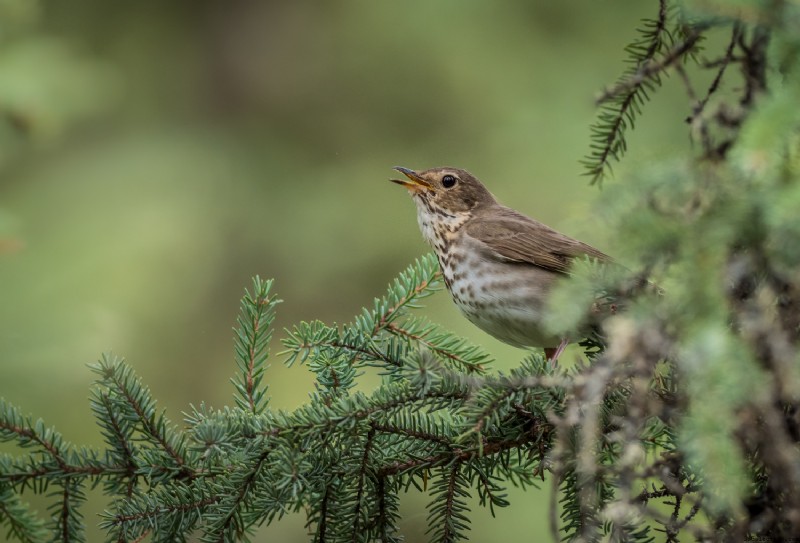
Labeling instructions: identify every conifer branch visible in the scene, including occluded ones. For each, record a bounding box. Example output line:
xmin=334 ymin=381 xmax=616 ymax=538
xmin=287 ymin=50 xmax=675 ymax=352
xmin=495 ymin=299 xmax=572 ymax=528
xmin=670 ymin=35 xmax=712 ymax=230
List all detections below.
xmin=427 ymin=461 xmax=468 ymax=543
xmin=377 ymin=434 xmax=542 ymax=478
xmin=207 ymin=447 xmax=272 ymax=541
xmin=233 ymin=277 xmax=279 ymax=415
xmin=91 ymin=391 xmax=138 ymax=497
xmin=385 ymin=320 xmax=491 ymax=374
xmin=583 ymin=0 xmax=674 ymax=184
xmin=471 ymin=466 xmax=509 ymax=515
xmin=596 ymin=25 xmax=704 ymax=105
xmin=0 ymin=399 xmax=71 ymax=470
xmin=583 ymin=0 xmax=710 ymax=185
xmin=55 ymin=479 xmax=80 ymax=543
xmin=367 ymin=255 xmax=443 ymax=336
xmin=371 ymin=423 xmax=451 ymax=446
xmin=350 ymin=425 xmax=376 ymax=541
xmin=375 ymin=476 xmax=394 ymax=543
xmin=90 ymin=355 xmax=192 ymax=478
xmin=0 ymin=483 xmax=48 ymax=543
xmin=316 ymin=485 xmax=330 ymax=543
xmin=104 ymin=490 xmax=219 ymax=535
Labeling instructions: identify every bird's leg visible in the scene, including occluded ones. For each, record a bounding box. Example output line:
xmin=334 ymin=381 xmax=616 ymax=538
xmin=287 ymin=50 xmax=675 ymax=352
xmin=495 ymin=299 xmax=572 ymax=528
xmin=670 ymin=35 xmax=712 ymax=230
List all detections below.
xmin=544 ymin=338 xmax=569 ymax=364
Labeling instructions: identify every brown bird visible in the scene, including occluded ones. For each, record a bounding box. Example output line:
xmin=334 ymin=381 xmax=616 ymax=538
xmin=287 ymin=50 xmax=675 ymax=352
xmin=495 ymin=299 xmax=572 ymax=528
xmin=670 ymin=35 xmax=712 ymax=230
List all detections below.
xmin=391 ymin=166 xmax=611 ymax=360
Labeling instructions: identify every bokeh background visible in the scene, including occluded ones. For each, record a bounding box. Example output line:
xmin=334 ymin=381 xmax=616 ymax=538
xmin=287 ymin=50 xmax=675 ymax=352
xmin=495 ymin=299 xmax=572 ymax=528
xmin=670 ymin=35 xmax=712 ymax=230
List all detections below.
xmin=0 ymin=0 xmax=691 ymax=540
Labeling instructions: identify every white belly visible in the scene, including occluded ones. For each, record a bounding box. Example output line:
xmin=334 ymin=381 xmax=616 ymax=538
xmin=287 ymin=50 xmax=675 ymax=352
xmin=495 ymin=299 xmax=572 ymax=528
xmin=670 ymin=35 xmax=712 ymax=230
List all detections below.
xmin=438 ymin=248 xmax=563 ymax=349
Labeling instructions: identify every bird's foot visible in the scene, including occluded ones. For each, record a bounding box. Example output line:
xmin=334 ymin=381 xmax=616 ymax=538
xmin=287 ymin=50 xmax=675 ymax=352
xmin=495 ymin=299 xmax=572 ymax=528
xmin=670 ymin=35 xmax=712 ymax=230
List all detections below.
xmin=544 ymin=338 xmax=569 ymax=366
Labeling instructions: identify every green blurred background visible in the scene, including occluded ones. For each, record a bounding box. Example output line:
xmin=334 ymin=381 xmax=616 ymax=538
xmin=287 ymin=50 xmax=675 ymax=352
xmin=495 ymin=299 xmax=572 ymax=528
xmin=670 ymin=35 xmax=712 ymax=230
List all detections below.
xmin=0 ymin=0 xmax=691 ymax=540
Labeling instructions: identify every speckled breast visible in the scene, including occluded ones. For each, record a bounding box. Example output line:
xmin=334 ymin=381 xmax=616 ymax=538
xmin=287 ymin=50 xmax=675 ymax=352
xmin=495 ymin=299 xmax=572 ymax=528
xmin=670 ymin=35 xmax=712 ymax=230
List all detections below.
xmin=436 ymin=235 xmax=563 ymax=349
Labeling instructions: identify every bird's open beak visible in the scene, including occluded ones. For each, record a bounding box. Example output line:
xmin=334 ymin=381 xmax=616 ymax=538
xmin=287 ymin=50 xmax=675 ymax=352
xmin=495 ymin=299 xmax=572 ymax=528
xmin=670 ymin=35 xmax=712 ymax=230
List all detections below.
xmin=390 ymin=166 xmax=433 ymax=193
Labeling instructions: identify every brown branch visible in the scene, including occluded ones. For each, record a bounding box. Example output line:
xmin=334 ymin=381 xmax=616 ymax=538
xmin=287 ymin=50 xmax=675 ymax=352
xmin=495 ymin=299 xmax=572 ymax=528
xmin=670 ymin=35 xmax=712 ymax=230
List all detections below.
xmin=1 ymin=463 xmax=124 ymax=485
xmin=60 ymin=479 xmax=72 ymax=543
xmin=106 ymin=371 xmax=189 ymax=475
xmin=371 ymin=423 xmax=451 ymax=446
xmin=0 ymin=420 xmax=68 ymax=470
xmin=385 ymin=322 xmax=486 ymax=373
xmin=111 ymin=496 xmax=219 ymax=525
xmin=692 ymin=23 xmax=742 ymax=121
xmin=377 ymin=434 xmax=541 ymax=478
xmin=317 ymin=485 xmax=330 ymax=543
xmin=216 ymin=448 xmax=272 ymax=538
xmin=595 ymin=0 xmax=670 ymax=105
xmin=97 ymin=393 xmax=138 ymax=497
xmin=440 ymin=460 xmax=462 ymax=543
xmin=597 ymin=25 xmax=704 ymax=105
xmin=244 ymin=294 xmax=270 ymax=414
xmin=351 ymin=426 xmax=376 ymax=541
xmin=371 ymin=270 xmax=443 ymax=336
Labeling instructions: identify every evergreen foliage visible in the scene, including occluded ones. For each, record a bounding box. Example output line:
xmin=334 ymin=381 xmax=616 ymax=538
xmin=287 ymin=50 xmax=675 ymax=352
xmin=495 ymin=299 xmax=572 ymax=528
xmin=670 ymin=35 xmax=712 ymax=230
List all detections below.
xmin=3 ymin=1 xmax=800 ymax=541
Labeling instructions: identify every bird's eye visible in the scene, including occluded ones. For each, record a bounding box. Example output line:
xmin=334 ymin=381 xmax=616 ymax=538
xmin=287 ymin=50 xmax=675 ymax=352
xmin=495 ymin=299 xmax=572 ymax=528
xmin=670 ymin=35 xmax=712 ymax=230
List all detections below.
xmin=442 ymin=175 xmax=458 ymax=188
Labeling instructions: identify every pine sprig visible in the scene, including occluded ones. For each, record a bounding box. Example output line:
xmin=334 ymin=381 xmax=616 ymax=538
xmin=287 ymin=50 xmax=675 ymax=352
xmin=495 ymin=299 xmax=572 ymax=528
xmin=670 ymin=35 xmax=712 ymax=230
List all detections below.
xmin=48 ymin=478 xmax=85 ymax=543
xmin=282 ymin=320 xmax=406 ymax=369
xmin=0 ymin=483 xmax=48 ymax=543
xmin=201 ymin=445 xmax=271 ymax=542
xmin=363 ymin=253 xmax=444 ymax=335
xmin=0 ymin=398 xmax=73 ymax=468
xmin=89 ymin=390 xmax=138 ymax=497
xmin=583 ymin=0 xmax=672 ymax=185
xmin=100 ymin=480 xmax=219 ymax=541
xmin=232 ymin=276 xmax=280 ymax=415
xmin=582 ymin=0 xmax=705 ymax=185
xmin=282 ymin=253 xmax=491 ymax=388
xmin=282 ymin=254 xmax=444 ymax=372
xmin=89 ymin=354 xmax=194 ymax=480
xmin=426 ymin=462 xmax=470 ymax=543
xmin=385 ymin=317 xmax=492 ymax=374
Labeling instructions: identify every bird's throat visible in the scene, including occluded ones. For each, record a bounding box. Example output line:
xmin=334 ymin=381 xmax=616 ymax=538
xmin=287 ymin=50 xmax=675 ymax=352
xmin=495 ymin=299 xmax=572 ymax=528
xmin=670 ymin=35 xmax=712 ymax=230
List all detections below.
xmin=414 ymin=198 xmax=469 ymax=250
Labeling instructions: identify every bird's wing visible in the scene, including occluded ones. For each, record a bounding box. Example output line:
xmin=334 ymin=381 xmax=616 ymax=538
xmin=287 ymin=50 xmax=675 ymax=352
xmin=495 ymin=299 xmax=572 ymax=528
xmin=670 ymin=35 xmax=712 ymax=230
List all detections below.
xmin=463 ymin=207 xmax=610 ymax=275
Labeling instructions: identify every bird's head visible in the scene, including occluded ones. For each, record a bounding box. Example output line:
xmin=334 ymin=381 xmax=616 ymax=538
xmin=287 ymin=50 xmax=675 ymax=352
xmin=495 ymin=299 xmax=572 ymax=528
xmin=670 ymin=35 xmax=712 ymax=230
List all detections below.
xmin=390 ymin=166 xmax=496 ymax=217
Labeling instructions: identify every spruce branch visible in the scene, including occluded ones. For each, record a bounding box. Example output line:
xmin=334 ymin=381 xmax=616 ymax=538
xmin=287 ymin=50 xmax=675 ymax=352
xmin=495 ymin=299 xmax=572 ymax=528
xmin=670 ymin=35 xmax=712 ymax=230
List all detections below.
xmin=595 ymin=23 xmax=705 ymax=105
xmin=50 ymin=478 xmax=84 ymax=543
xmin=232 ymin=276 xmax=280 ymax=415
xmin=583 ymin=0 xmax=674 ymax=184
xmin=385 ymin=318 xmax=491 ymax=374
xmin=101 ymin=481 xmax=219 ymax=541
xmin=371 ymin=422 xmax=451 ymax=447
xmin=0 ymin=399 xmax=72 ymax=470
xmin=426 ymin=461 xmax=469 ymax=543
xmin=583 ymin=0 xmax=709 ymax=185
xmin=202 ymin=446 xmax=272 ymax=542
xmin=89 ymin=391 xmax=138 ymax=497
xmin=89 ymin=354 xmax=194 ymax=480
xmin=0 ymin=483 xmax=48 ymax=543
xmin=468 ymin=464 xmax=509 ymax=517
xmin=282 ymin=254 xmax=445 ymax=372
xmin=283 ymin=320 xmax=403 ymax=369
xmin=374 ymin=476 xmax=401 ymax=543
xmin=365 ymin=253 xmax=443 ymax=336
xmin=350 ymin=425 xmax=376 ymax=541
xmin=0 ymin=454 xmax=124 ymax=488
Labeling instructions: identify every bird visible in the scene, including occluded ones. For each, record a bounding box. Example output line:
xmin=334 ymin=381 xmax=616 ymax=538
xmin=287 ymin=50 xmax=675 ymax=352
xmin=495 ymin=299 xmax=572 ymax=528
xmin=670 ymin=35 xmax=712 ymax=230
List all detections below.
xmin=390 ymin=166 xmax=611 ymax=361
